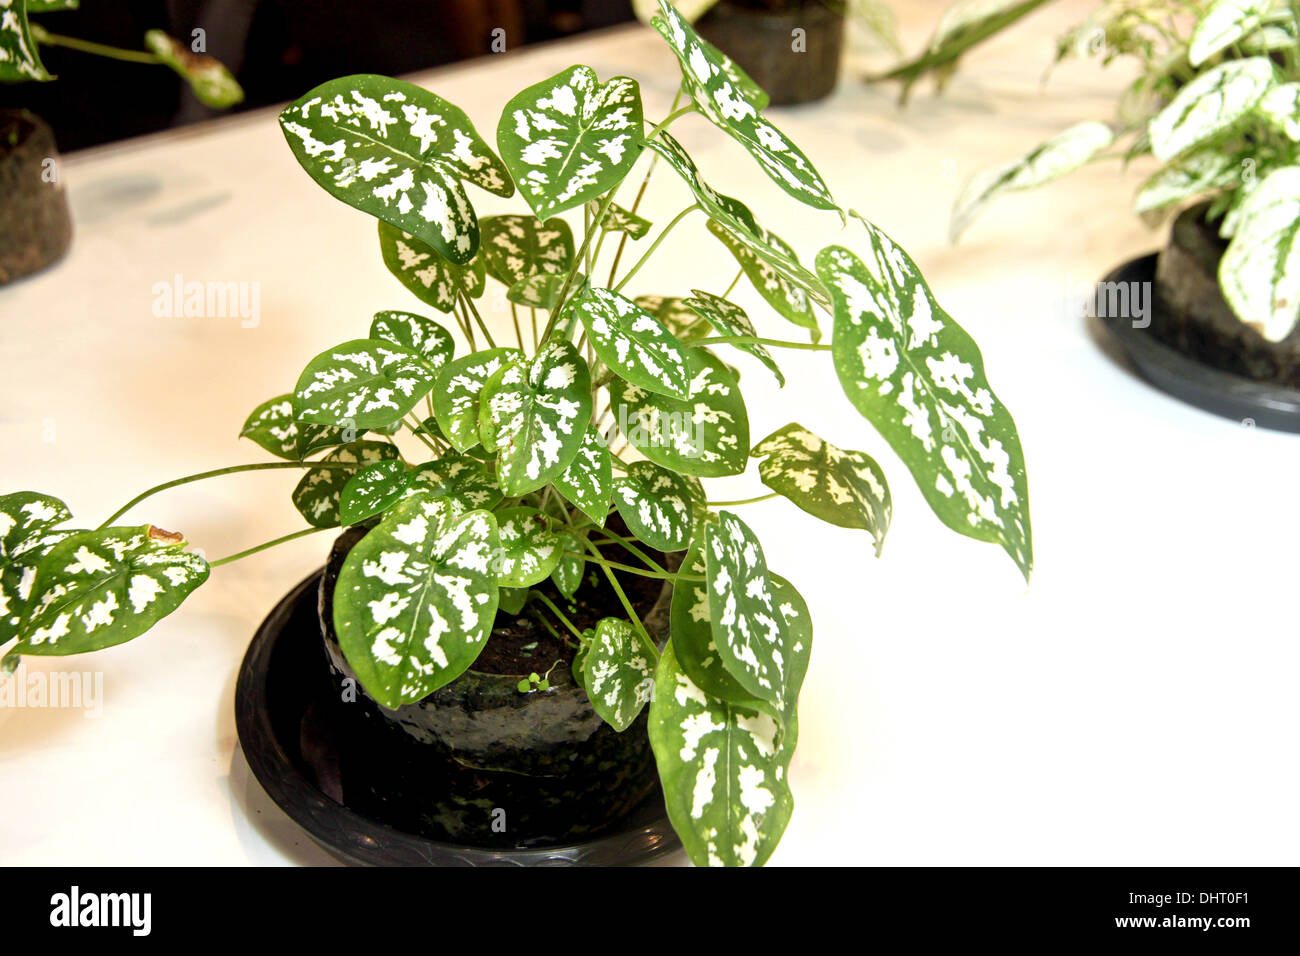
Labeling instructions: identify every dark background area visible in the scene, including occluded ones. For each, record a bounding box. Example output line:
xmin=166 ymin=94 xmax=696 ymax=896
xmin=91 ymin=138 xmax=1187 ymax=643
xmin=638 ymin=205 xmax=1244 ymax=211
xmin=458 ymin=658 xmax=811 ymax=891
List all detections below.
xmin=1 ymin=0 xmax=635 ymax=153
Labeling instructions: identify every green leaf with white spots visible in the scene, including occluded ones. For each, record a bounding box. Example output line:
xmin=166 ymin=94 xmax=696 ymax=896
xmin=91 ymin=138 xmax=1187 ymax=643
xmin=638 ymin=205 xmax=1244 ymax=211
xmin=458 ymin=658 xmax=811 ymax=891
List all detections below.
xmin=574 ymin=287 xmax=692 ymax=399
xmin=634 ymin=295 xmax=705 ymax=339
xmin=651 ymin=1 xmax=835 ymax=211
xmin=1148 ymin=58 xmax=1277 ymax=163
xmin=430 ymin=348 xmax=524 ymax=452
xmin=649 ymin=642 xmax=794 ymax=867
xmin=553 ymin=426 xmax=613 ymax=526
xmin=951 ymin=121 xmax=1114 ymax=242
xmin=293 ymin=441 xmax=401 ymax=528
xmin=682 ymin=289 xmax=784 ymax=386
xmin=493 ymin=507 xmax=561 ymax=587
xmin=479 ymin=341 xmax=592 ymax=496
xmin=1133 ymin=150 xmax=1239 ymax=215
xmin=14 ymin=526 xmax=208 ymax=656
xmin=369 ymin=310 xmax=456 ymax=366
xmin=378 ymin=222 xmax=485 ymax=312
xmin=752 ymin=423 xmax=891 ymax=555
xmin=595 ymin=200 xmax=651 ymax=238
xmin=294 ymin=338 xmax=440 ymax=429
xmin=1190 ymin=0 xmax=1273 ymax=67
xmin=480 ymin=214 xmax=575 ymax=285
xmin=240 ymin=394 xmax=360 ymax=460
xmin=707 ymin=219 xmax=818 ymax=338
xmin=406 ymin=453 xmax=504 ymax=511
xmin=551 ymin=531 xmax=586 ymax=599
xmin=279 ymin=74 xmax=513 ymax=264
xmin=497 ymin=65 xmax=643 ymax=220
xmin=817 ymin=218 xmax=1032 ymax=580
xmin=1256 ymin=82 xmax=1300 ymax=141
xmin=334 ymin=494 xmax=501 ymax=708
xmin=339 ymin=459 xmax=411 ymax=526
xmin=1219 ymin=165 xmax=1300 ymax=341
xmin=507 ymin=272 xmax=581 ymax=310
xmin=498 ymin=586 xmax=530 ymax=616
xmin=143 ymin=30 xmax=244 ymax=109
xmin=0 ymin=0 xmax=50 ymax=82
xmin=0 ymin=492 xmax=75 ymax=643
xmin=583 ymin=617 xmax=654 ymax=731
xmin=609 ymin=346 xmax=749 ymax=477
xmin=611 ymin=461 xmax=695 ymax=552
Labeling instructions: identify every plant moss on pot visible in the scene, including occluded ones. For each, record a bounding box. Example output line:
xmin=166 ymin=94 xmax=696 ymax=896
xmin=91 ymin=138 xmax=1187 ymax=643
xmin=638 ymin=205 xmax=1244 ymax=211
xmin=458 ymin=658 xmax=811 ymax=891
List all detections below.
xmin=0 ymin=110 xmax=73 ymax=285
xmin=317 ymin=524 xmax=673 ymax=849
xmin=696 ymin=1 xmax=844 ymax=106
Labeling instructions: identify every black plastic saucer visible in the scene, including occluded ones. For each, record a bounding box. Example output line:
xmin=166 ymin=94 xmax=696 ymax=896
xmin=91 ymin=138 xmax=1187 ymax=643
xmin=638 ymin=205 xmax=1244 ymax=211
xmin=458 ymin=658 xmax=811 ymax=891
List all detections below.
xmin=234 ymin=571 xmax=682 ymax=866
xmin=1097 ymin=255 xmax=1300 ymax=432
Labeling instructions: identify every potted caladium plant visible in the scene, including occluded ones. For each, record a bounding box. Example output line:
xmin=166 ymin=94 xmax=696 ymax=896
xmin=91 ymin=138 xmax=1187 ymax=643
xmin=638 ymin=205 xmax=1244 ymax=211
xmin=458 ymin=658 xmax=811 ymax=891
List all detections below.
xmin=0 ymin=0 xmax=242 ymax=283
xmin=1 ymin=0 xmax=1031 ymax=866
xmin=949 ymin=0 xmax=1300 ymax=428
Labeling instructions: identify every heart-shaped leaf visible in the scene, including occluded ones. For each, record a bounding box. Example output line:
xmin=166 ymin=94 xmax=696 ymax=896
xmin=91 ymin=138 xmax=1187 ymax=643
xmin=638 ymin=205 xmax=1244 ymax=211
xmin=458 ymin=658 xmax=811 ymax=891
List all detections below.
xmin=406 ymin=453 xmax=504 ymax=511
xmin=480 ymin=341 xmax=592 ymax=496
xmin=595 ymin=200 xmax=651 ymax=238
xmin=378 ymin=222 xmax=485 ymax=313
xmin=1148 ymin=57 xmax=1276 ymax=163
xmin=1220 ymin=165 xmax=1300 ymax=341
xmin=339 ymin=459 xmax=411 ymax=525
xmin=1190 ymin=0 xmax=1273 ymax=66
xmin=553 ymin=426 xmax=613 ymax=526
xmin=293 ymin=441 xmax=400 ymax=528
xmin=752 ymin=423 xmax=891 ymax=555
xmin=818 ymin=217 xmax=1032 ymax=580
xmin=707 ymin=219 xmax=818 ymax=338
xmin=508 ymin=272 xmax=581 ymax=310
xmin=0 ymin=0 xmax=50 ymax=82
xmin=583 ymin=617 xmax=654 ymax=731
xmin=0 ymin=492 xmax=75 ymax=643
xmin=682 ymin=290 xmax=784 ymax=385
xmin=494 ymin=507 xmax=561 ymax=587
xmin=497 ymin=65 xmax=643 ymax=220
xmin=1133 ymin=150 xmax=1237 ymax=215
xmin=295 ymin=338 xmax=440 ymax=429
xmin=480 ymin=214 xmax=575 ymax=285
xmin=551 ymin=530 xmax=587 ymax=599
xmin=574 ymin=287 xmax=692 ymax=398
xmin=369 ymin=310 xmax=456 ymax=366
xmin=334 ymin=494 xmax=501 ymax=708
xmin=279 ymin=74 xmax=513 ymax=263
xmin=430 ymin=348 xmax=524 ymax=451
xmin=14 ymin=526 xmax=209 ymax=656
xmin=144 ymin=30 xmax=244 ymax=109
xmin=240 ymin=394 xmax=359 ymax=460
xmin=611 ymin=461 xmax=695 ymax=552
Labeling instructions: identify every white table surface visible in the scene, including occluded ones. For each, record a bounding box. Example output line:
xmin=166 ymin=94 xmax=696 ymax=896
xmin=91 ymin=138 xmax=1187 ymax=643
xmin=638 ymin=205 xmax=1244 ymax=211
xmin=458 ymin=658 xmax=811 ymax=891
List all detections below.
xmin=3 ymin=0 xmax=1297 ymax=866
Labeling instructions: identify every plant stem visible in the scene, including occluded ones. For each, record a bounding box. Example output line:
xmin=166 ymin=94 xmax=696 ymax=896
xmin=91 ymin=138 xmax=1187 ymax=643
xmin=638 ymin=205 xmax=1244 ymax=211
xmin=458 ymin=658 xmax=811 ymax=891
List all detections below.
xmin=461 ymin=293 xmax=496 ymax=348
xmin=404 ymin=416 xmax=441 ymax=455
xmin=533 ymin=593 xmax=586 ymax=642
xmin=708 ymin=492 xmax=778 ymax=507
xmin=510 ymin=302 xmax=526 ymax=351
xmin=722 ymin=267 xmax=744 ymax=298
xmin=690 ymin=335 xmax=831 ymax=352
xmin=612 ymin=204 xmax=699 ymax=293
xmin=32 ymin=26 xmax=161 ymax=65
xmin=589 ymin=530 xmax=668 ymax=574
xmin=563 ymin=551 xmax=682 ymax=581
xmin=582 ymin=540 xmax=660 ymax=661
xmin=209 ymin=527 xmax=328 ymax=568
xmin=544 ymin=188 xmax=619 ymax=341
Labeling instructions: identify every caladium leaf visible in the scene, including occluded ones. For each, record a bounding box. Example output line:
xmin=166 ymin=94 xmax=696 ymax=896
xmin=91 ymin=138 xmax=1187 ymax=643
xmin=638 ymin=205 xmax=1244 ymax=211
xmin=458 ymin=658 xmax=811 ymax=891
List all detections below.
xmin=951 ymin=121 xmax=1114 ymax=241
xmin=497 ymin=65 xmax=643 ymax=220
xmin=14 ymin=526 xmax=208 ymax=656
xmin=551 ymin=530 xmax=586 ymax=599
xmin=493 ymin=507 xmax=561 ymax=587
xmin=295 ymin=338 xmax=439 ymax=429
xmin=609 ymin=346 xmax=749 ymax=477
xmin=818 ymin=218 xmax=1032 ymax=580
xmin=648 ymin=642 xmax=794 ymax=868
xmin=707 ymin=219 xmax=818 ymax=338
xmin=240 ymin=394 xmax=360 ymax=460
xmin=294 ymin=441 xmax=401 ymax=528
xmin=430 ymin=348 xmax=524 ymax=451
xmin=480 ymin=341 xmax=592 ymax=496
xmin=682 ymin=289 xmax=785 ymax=385
xmin=553 ymin=426 xmax=613 ymax=526
xmin=406 ymin=453 xmax=504 ymax=511
xmin=480 ymin=214 xmax=575 ymax=285
xmin=1256 ymin=82 xmax=1300 ymax=141
xmin=1219 ymin=165 xmax=1300 ymax=341
xmin=0 ymin=0 xmax=50 ymax=82
xmin=583 ymin=617 xmax=654 ymax=732
xmin=634 ymin=295 xmax=704 ymax=338
xmin=339 ymin=459 xmax=411 ymax=526
xmin=507 ymin=272 xmax=580 ymax=310
xmin=334 ymin=494 xmax=501 ymax=708
xmin=611 ymin=461 xmax=695 ymax=552
xmin=1133 ymin=150 xmax=1238 ymax=214
xmin=1148 ymin=58 xmax=1277 ymax=163
xmin=1190 ymin=0 xmax=1273 ymax=67
xmin=752 ymin=423 xmax=891 ymax=555
xmin=279 ymin=74 xmax=513 ymax=264
xmin=369 ymin=310 xmax=456 ymax=366
xmin=0 ymin=492 xmax=75 ymax=643
xmin=573 ymin=287 xmax=692 ymax=399
xmin=378 ymin=222 xmax=485 ymax=312
xmin=595 ymin=200 xmax=651 ymax=238
xmin=144 ymin=30 xmax=244 ymax=109
xmin=651 ymin=1 xmax=835 ymax=211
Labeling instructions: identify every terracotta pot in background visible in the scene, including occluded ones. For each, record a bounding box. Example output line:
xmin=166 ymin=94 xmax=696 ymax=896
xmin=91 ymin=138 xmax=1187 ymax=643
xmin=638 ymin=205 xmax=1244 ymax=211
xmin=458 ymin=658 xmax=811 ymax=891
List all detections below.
xmin=0 ymin=109 xmax=73 ymax=285
xmin=697 ymin=1 xmax=845 ymax=106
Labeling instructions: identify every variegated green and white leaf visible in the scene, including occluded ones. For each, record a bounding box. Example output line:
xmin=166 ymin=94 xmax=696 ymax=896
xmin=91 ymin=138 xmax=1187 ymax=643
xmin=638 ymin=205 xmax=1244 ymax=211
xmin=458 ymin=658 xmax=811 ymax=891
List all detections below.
xmin=651 ymin=1 xmax=835 ymax=211
xmin=279 ymin=75 xmax=513 ymax=264
xmin=1219 ymin=165 xmax=1300 ymax=341
xmin=240 ymin=394 xmax=359 ymax=460
xmin=634 ymin=295 xmax=704 ymax=338
xmin=1242 ymin=14 xmax=1298 ymax=54
xmin=369 ymin=310 xmax=456 ymax=366
xmin=1133 ymin=150 xmax=1238 ymax=214
xmin=574 ymin=287 xmax=692 ymax=399
xmin=707 ymin=219 xmax=817 ymax=338
xmin=1256 ymin=81 xmax=1300 ymax=140
xmin=480 ymin=214 xmax=575 ymax=285
xmin=683 ymin=289 xmax=784 ymax=385
xmin=818 ymin=218 xmax=1032 ymax=580
xmin=493 ymin=507 xmax=561 ymax=587
xmin=507 ymin=272 xmax=580 ymax=310
xmin=609 ymin=346 xmax=749 ymax=477
xmin=0 ymin=0 xmax=50 ymax=82
xmin=144 ymin=29 xmax=244 ymax=109
xmin=480 ymin=341 xmax=592 ymax=496
xmin=339 ymin=459 xmax=411 ymax=526
xmin=0 ymin=492 xmax=75 ymax=642
xmin=595 ymin=200 xmax=651 ymax=238
xmin=334 ymin=494 xmax=500 ymax=708
xmin=406 ymin=453 xmax=504 ymax=511
xmin=584 ymin=617 xmax=654 ymax=731
xmin=1148 ymin=57 xmax=1277 ymax=163
xmin=553 ymin=426 xmax=613 ymax=526
xmin=497 ymin=65 xmax=643 ymax=220
xmin=551 ymin=530 xmax=586 ymax=599
xmin=294 ymin=441 xmax=401 ymax=528
xmin=648 ymin=643 xmax=794 ymax=868
xmin=752 ymin=423 xmax=891 ymax=555
xmin=611 ymin=461 xmax=694 ymax=552
xmin=295 ymin=338 xmax=440 ymax=429
xmin=1190 ymin=0 xmax=1273 ymax=67
xmin=951 ymin=121 xmax=1114 ymax=241
xmin=430 ymin=348 xmax=524 ymax=451
xmin=378 ymin=222 xmax=485 ymax=312
xmin=14 ymin=526 xmax=208 ymax=656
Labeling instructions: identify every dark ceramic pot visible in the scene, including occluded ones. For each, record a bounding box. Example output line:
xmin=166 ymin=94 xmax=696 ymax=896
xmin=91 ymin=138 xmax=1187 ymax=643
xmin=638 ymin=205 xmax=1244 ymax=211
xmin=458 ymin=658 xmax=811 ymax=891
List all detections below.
xmin=0 ymin=110 xmax=73 ymax=284
xmin=317 ymin=526 xmax=672 ymax=848
xmin=697 ymin=2 xmax=844 ymax=106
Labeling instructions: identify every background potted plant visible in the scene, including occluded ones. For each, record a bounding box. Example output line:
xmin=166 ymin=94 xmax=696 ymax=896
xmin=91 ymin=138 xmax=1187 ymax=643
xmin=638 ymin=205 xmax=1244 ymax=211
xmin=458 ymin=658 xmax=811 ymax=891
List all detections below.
xmin=0 ymin=0 xmax=1031 ymax=866
xmin=0 ymin=0 xmax=242 ymax=283
xmin=948 ymin=0 xmax=1300 ymax=429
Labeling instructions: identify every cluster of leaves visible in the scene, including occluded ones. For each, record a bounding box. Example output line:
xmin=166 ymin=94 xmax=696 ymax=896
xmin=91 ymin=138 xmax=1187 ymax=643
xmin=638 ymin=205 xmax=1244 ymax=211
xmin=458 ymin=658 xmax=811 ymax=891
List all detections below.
xmin=952 ymin=0 xmax=1300 ymax=343
xmin=1 ymin=0 xmax=1031 ymax=866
